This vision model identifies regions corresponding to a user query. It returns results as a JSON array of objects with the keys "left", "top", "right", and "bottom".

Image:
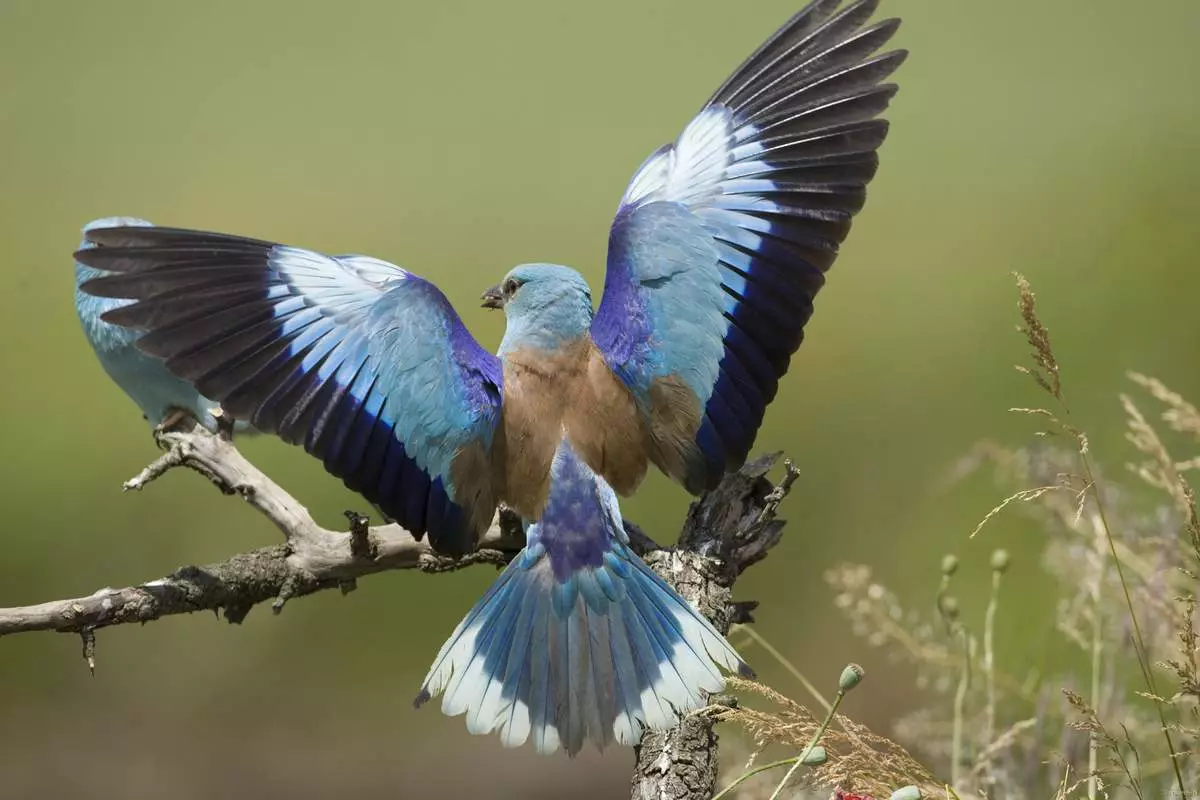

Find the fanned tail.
[{"left": 414, "top": 441, "right": 752, "bottom": 755}]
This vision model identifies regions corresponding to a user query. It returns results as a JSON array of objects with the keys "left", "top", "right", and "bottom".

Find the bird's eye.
[{"left": 503, "top": 278, "right": 520, "bottom": 296}]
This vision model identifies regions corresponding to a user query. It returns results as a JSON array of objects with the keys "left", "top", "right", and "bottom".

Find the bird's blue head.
[{"left": 484, "top": 263, "right": 594, "bottom": 355}]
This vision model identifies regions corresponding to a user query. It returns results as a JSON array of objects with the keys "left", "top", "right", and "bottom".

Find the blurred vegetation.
[
  {"left": 1, "top": 0, "right": 1198, "bottom": 797},
  {"left": 716, "top": 281, "right": 1200, "bottom": 797}
]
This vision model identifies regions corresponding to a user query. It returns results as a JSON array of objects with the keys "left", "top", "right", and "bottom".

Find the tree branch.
[
  {"left": 0, "top": 421, "right": 528, "bottom": 638},
  {"left": 632, "top": 453, "right": 796, "bottom": 800},
  {"left": 0, "top": 421, "right": 794, "bottom": 800}
]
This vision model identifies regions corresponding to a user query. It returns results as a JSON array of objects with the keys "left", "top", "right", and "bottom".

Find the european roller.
[
  {"left": 76, "top": 0, "right": 904, "bottom": 754},
  {"left": 75, "top": 216, "right": 252, "bottom": 434}
]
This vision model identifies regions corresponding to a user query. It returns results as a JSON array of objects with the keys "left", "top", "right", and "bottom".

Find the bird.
[
  {"left": 414, "top": 436, "right": 751, "bottom": 755},
  {"left": 74, "top": 216, "right": 254, "bottom": 435},
  {"left": 74, "top": 0, "right": 905, "bottom": 756},
  {"left": 77, "top": 0, "right": 905, "bottom": 560}
]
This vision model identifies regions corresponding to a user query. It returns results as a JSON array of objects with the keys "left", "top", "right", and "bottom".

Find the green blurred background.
[{"left": 2, "top": 1, "right": 1198, "bottom": 797}]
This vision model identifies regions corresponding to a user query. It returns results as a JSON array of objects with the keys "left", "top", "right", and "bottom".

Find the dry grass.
[
  {"left": 709, "top": 676, "right": 938, "bottom": 798},
  {"left": 714, "top": 275, "right": 1200, "bottom": 799}
]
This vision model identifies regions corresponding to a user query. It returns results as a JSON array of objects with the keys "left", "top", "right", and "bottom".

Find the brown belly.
[
  {"left": 497, "top": 340, "right": 590, "bottom": 518},
  {"left": 498, "top": 338, "right": 703, "bottom": 511},
  {"left": 563, "top": 344, "right": 649, "bottom": 496}
]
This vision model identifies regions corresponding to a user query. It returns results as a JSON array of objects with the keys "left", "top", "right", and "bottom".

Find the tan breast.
[
  {"left": 562, "top": 342, "right": 650, "bottom": 496},
  {"left": 496, "top": 338, "right": 591, "bottom": 518}
]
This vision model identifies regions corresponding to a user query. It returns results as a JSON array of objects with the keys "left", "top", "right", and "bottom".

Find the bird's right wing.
[
  {"left": 590, "top": 0, "right": 904, "bottom": 494},
  {"left": 78, "top": 226, "right": 503, "bottom": 556}
]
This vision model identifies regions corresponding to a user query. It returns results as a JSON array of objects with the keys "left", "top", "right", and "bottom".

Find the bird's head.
[{"left": 486, "top": 264, "right": 594, "bottom": 354}]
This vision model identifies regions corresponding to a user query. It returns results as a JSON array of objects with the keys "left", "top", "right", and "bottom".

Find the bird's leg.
[
  {"left": 155, "top": 407, "right": 193, "bottom": 435},
  {"left": 129, "top": 407, "right": 199, "bottom": 491}
]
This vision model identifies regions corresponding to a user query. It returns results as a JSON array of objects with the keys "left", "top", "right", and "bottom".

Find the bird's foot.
[{"left": 154, "top": 407, "right": 194, "bottom": 436}]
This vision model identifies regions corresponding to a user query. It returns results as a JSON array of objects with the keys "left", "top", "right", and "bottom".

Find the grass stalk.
[
  {"left": 951, "top": 629, "right": 972, "bottom": 789},
  {"left": 711, "top": 757, "right": 805, "bottom": 800},
  {"left": 1088, "top": 511, "right": 1106, "bottom": 800},
  {"left": 738, "top": 624, "right": 833, "bottom": 712},
  {"left": 766, "top": 687, "right": 847, "bottom": 800},
  {"left": 1077, "top": 442, "right": 1186, "bottom": 797},
  {"left": 1014, "top": 274, "right": 1188, "bottom": 798},
  {"left": 982, "top": 549, "right": 1007, "bottom": 785}
]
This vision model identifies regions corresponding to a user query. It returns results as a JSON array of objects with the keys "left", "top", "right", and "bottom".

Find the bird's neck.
[{"left": 498, "top": 299, "right": 593, "bottom": 358}]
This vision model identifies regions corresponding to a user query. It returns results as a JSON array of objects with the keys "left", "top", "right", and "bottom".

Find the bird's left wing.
[
  {"left": 78, "top": 226, "right": 503, "bottom": 556},
  {"left": 590, "top": 0, "right": 905, "bottom": 493}
]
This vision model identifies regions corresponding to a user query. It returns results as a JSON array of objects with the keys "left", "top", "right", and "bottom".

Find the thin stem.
[
  {"left": 711, "top": 757, "right": 800, "bottom": 800},
  {"left": 983, "top": 567, "right": 1002, "bottom": 781},
  {"left": 738, "top": 625, "right": 832, "bottom": 712},
  {"left": 1016, "top": 275, "right": 1189, "bottom": 800},
  {"left": 767, "top": 689, "right": 846, "bottom": 800},
  {"left": 1077, "top": 442, "right": 1188, "bottom": 797},
  {"left": 1088, "top": 511, "right": 1106, "bottom": 800},
  {"left": 951, "top": 629, "right": 973, "bottom": 789}
]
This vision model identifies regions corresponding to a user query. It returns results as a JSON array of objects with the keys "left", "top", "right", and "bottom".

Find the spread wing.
[
  {"left": 590, "top": 0, "right": 904, "bottom": 493},
  {"left": 77, "top": 226, "right": 503, "bottom": 556}
]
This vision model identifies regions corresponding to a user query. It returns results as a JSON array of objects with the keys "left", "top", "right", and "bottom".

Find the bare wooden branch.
[
  {"left": 0, "top": 421, "right": 526, "bottom": 637},
  {"left": 0, "top": 420, "right": 793, "bottom": 800}
]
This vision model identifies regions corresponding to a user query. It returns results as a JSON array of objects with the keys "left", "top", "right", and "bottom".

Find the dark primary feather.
[
  {"left": 592, "top": 0, "right": 905, "bottom": 492},
  {"left": 73, "top": 216, "right": 256, "bottom": 434},
  {"left": 716, "top": 0, "right": 893, "bottom": 113},
  {"left": 77, "top": 226, "right": 503, "bottom": 556},
  {"left": 707, "top": 0, "right": 846, "bottom": 103}
]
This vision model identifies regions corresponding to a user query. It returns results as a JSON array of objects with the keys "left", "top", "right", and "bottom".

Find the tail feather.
[
  {"left": 498, "top": 609, "right": 534, "bottom": 747},
  {"left": 629, "top": 554, "right": 745, "bottom": 678},
  {"left": 563, "top": 605, "right": 586, "bottom": 753},
  {"left": 626, "top": 567, "right": 722, "bottom": 703},
  {"left": 418, "top": 562, "right": 519, "bottom": 707},
  {"left": 475, "top": 589, "right": 537, "bottom": 739},
  {"left": 415, "top": 442, "right": 752, "bottom": 755},
  {"left": 584, "top": 610, "right": 615, "bottom": 750},
  {"left": 443, "top": 571, "right": 527, "bottom": 718},
  {"left": 606, "top": 609, "right": 646, "bottom": 745},
  {"left": 463, "top": 576, "right": 528, "bottom": 733},
  {"left": 528, "top": 608, "right": 557, "bottom": 753}
]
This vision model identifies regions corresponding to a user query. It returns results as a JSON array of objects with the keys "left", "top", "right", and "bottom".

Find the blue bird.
[
  {"left": 77, "top": 0, "right": 903, "bottom": 556},
  {"left": 414, "top": 437, "right": 750, "bottom": 755},
  {"left": 75, "top": 217, "right": 253, "bottom": 434},
  {"left": 476, "top": 0, "right": 907, "bottom": 504},
  {"left": 74, "top": 0, "right": 904, "bottom": 754}
]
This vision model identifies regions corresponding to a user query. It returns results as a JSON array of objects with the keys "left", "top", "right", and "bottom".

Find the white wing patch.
[
  {"left": 267, "top": 248, "right": 413, "bottom": 336},
  {"left": 620, "top": 107, "right": 754, "bottom": 210},
  {"left": 335, "top": 254, "right": 412, "bottom": 287}
]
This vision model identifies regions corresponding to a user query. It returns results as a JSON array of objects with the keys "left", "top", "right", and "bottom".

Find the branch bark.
[
  {"left": 0, "top": 421, "right": 793, "bottom": 799},
  {"left": 0, "top": 422, "right": 527, "bottom": 637},
  {"left": 632, "top": 453, "right": 795, "bottom": 800}
]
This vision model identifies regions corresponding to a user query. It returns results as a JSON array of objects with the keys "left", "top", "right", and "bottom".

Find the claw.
[{"left": 154, "top": 407, "right": 192, "bottom": 434}]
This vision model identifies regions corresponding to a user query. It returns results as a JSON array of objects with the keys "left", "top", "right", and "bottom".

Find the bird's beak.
[{"left": 481, "top": 285, "right": 504, "bottom": 309}]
